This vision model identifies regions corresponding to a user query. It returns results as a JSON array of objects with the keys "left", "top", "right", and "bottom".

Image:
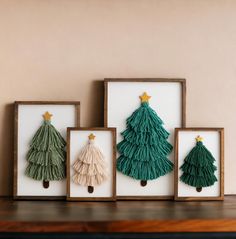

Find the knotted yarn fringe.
[
  {"left": 73, "top": 173, "right": 107, "bottom": 187},
  {"left": 25, "top": 119, "right": 66, "bottom": 182},
  {"left": 30, "top": 121, "right": 66, "bottom": 151},
  {"left": 180, "top": 140, "right": 217, "bottom": 188},
  {"left": 117, "top": 99, "right": 173, "bottom": 181},
  {"left": 117, "top": 155, "right": 173, "bottom": 180},
  {"left": 72, "top": 139, "right": 109, "bottom": 187}
]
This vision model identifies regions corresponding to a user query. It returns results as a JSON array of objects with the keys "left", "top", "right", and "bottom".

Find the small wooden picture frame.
[
  {"left": 174, "top": 128, "right": 224, "bottom": 201},
  {"left": 104, "top": 78, "right": 186, "bottom": 200},
  {"left": 14, "top": 101, "right": 80, "bottom": 200},
  {"left": 67, "top": 127, "right": 116, "bottom": 201}
]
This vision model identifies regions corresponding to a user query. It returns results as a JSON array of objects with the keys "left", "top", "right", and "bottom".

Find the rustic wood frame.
[
  {"left": 174, "top": 127, "right": 224, "bottom": 201},
  {"left": 66, "top": 127, "right": 117, "bottom": 201},
  {"left": 104, "top": 78, "right": 186, "bottom": 128},
  {"left": 14, "top": 101, "right": 80, "bottom": 200},
  {"left": 104, "top": 78, "right": 186, "bottom": 200}
]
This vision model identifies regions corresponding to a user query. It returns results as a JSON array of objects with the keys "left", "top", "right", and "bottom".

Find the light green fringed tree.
[
  {"left": 180, "top": 136, "right": 217, "bottom": 192},
  {"left": 25, "top": 111, "right": 66, "bottom": 188},
  {"left": 117, "top": 92, "right": 173, "bottom": 186}
]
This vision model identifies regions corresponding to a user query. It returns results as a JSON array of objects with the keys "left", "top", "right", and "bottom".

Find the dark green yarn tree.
[
  {"left": 25, "top": 111, "right": 66, "bottom": 189},
  {"left": 117, "top": 92, "right": 173, "bottom": 187},
  {"left": 180, "top": 136, "right": 217, "bottom": 192}
]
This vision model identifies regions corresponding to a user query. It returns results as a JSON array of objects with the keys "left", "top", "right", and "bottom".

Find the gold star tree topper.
[
  {"left": 139, "top": 92, "right": 151, "bottom": 103},
  {"left": 43, "top": 111, "right": 53, "bottom": 121},
  {"left": 88, "top": 133, "right": 96, "bottom": 140},
  {"left": 196, "top": 135, "right": 203, "bottom": 142}
]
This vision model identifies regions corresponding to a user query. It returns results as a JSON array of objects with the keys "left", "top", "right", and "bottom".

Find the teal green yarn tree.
[
  {"left": 117, "top": 92, "right": 173, "bottom": 186},
  {"left": 180, "top": 136, "right": 217, "bottom": 192},
  {"left": 25, "top": 111, "right": 66, "bottom": 189}
]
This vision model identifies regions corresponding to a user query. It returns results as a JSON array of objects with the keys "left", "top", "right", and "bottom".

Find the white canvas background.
[
  {"left": 17, "top": 104, "right": 77, "bottom": 196},
  {"left": 107, "top": 81, "right": 183, "bottom": 196},
  {"left": 177, "top": 131, "right": 221, "bottom": 197},
  {"left": 69, "top": 130, "right": 114, "bottom": 198}
]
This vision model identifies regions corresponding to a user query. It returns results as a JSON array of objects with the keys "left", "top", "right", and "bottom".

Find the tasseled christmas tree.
[
  {"left": 117, "top": 92, "right": 173, "bottom": 187},
  {"left": 25, "top": 111, "right": 66, "bottom": 188},
  {"left": 180, "top": 136, "right": 217, "bottom": 192},
  {"left": 72, "top": 133, "right": 108, "bottom": 193}
]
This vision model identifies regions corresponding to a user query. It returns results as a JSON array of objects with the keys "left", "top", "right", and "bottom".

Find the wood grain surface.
[{"left": 1, "top": 196, "right": 236, "bottom": 232}]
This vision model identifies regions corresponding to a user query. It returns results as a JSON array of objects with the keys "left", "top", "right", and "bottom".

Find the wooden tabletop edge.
[{"left": 0, "top": 219, "right": 236, "bottom": 233}]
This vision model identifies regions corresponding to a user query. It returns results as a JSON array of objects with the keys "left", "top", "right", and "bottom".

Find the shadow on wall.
[
  {"left": 88, "top": 80, "right": 104, "bottom": 127},
  {"left": 0, "top": 103, "right": 14, "bottom": 196}
]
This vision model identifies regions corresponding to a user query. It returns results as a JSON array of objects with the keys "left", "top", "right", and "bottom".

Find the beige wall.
[{"left": 0, "top": 0, "right": 235, "bottom": 195}]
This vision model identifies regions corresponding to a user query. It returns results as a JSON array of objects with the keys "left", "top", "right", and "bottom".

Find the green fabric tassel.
[
  {"left": 180, "top": 141, "right": 217, "bottom": 188},
  {"left": 117, "top": 101, "right": 173, "bottom": 181},
  {"left": 25, "top": 120, "right": 66, "bottom": 181}
]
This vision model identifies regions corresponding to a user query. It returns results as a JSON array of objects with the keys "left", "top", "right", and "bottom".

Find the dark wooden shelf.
[{"left": 0, "top": 196, "right": 236, "bottom": 233}]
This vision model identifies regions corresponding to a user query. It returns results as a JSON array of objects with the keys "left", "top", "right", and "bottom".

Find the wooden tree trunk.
[
  {"left": 140, "top": 180, "right": 147, "bottom": 187},
  {"left": 196, "top": 187, "right": 202, "bottom": 192},
  {"left": 43, "top": 180, "right": 49, "bottom": 189},
  {"left": 88, "top": 186, "right": 94, "bottom": 193}
]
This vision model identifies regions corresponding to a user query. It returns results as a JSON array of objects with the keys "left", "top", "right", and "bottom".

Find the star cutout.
[
  {"left": 196, "top": 135, "right": 203, "bottom": 142},
  {"left": 43, "top": 111, "right": 53, "bottom": 121},
  {"left": 139, "top": 92, "right": 151, "bottom": 103},
  {"left": 88, "top": 133, "right": 96, "bottom": 140}
]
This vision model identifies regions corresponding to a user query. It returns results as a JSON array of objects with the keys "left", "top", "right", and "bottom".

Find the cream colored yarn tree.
[{"left": 72, "top": 133, "right": 109, "bottom": 193}]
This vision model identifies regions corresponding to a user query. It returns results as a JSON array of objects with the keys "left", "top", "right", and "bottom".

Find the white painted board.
[
  {"left": 177, "top": 131, "right": 221, "bottom": 197},
  {"left": 17, "top": 104, "right": 78, "bottom": 197},
  {"left": 106, "top": 81, "right": 184, "bottom": 197},
  {"left": 68, "top": 130, "right": 114, "bottom": 198}
]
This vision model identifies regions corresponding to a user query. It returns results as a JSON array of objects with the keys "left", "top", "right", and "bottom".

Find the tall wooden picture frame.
[
  {"left": 104, "top": 78, "right": 186, "bottom": 200},
  {"left": 14, "top": 101, "right": 80, "bottom": 200},
  {"left": 174, "top": 128, "right": 224, "bottom": 201}
]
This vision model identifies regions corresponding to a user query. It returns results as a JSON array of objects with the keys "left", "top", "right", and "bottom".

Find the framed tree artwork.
[
  {"left": 67, "top": 127, "right": 116, "bottom": 201},
  {"left": 14, "top": 101, "right": 80, "bottom": 200},
  {"left": 104, "top": 78, "right": 186, "bottom": 200},
  {"left": 174, "top": 128, "right": 224, "bottom": 201}
]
